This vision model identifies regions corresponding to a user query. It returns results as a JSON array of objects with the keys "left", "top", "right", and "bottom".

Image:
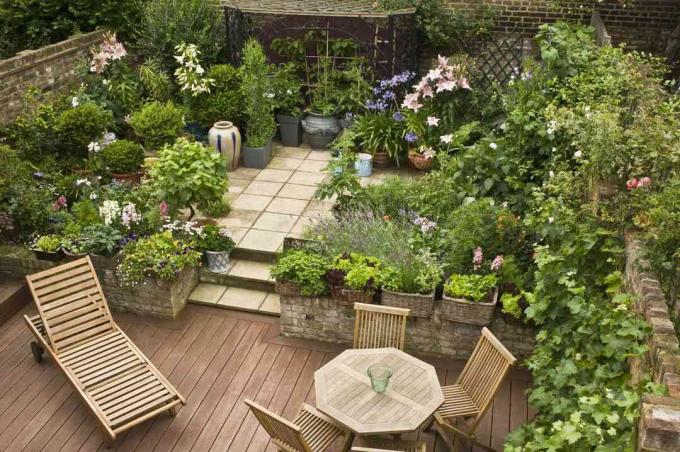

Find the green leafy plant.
[
  {"left": 149, "top": 138, "right": 227, "bottom": 219},
  {"left": 55, "top": 102, "right": 114, "bottom": 159},
  {"left": 116, "top": 231, "right": 201, "bottom": 286},
  {"left": 128, "top": 101, "right": 185, "bottom": 151},
  {"left": 328, "top": 253, "right": 385, "bottom": 292},
  {"left": 354, "top": 112, "right": 407, "bottom": 165},
  {"left": 97, "top": 140, "right": 145, "bottom": 174},
  {"left": 239, "top": 39, "right": 277, "bottom": 148},
  {"left": 194, "top": 224, "right": 235, "bottom": 253},
  {"left": 32, "top": 234, "right": 62, "bottom": 252},
  {"left": 73, "top": 224, "right": 124, "bottom": 256},
  {"left": 188, "top": 64, "right": 244, "bottom": 128},
  {"left": 381, "top": 251, "right": 443, "bottom": 294},
  {"left": 271, "top": 63, "right": 304, "bottom": 117},
  {"left": 314, "top": 153, "right": 365, "bottom": 212},
  {"left": 71, "top": 199, "right": 102, "bottom": 227},
  {"left": 270, "top": 249, "right": 329, "bottom": 296},
  {"left": 444, "top": 273, "right": 497, "bottom": 302}
]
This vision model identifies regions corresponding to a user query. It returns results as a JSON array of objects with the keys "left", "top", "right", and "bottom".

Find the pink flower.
[
  {"left": 436, "top": 79, "right": 456, "bottom": 92},
  {"left": 159, "top": 201, "right": 169, "bottom": 218},
  {"left": 491, "top": 255, "right": 504, "bottom": 271},
  {"left": 52, "top": 195, "right": 67, "bottom": 211},
  {"left": 427, "top": 68, "right": 442, "bottom": 81},
  {"left": 402, "top": 93, "right": 423, "bottom": 112},
  {"left": 639, "top": 176, "right": 652, "bottom": 187},
  {"left": 626, "top": 178, "right": 639, "bottom": 191},
  {"left": 473, "top": 247, "right": 483, "bottom": 271},
  {"left": 421, "top": 85, "right": 434, "bottom": 98},
  {"left": 459, "top": 77, "right": 471, "bottom": 90},
  {"left": 437, "top": 55, "right": 449, "bottom": 68},
  {"left": 426, "top": 116, "right": 440, "bottom": 127}
]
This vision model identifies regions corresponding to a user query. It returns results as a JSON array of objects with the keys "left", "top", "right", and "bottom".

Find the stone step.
[
  {"left": 199, "top": 258, "right": 275, "bottom": 293},
  {"left": 231, "top": 246, "right": 277, "bottom": 264},
  {"left": 188, "top": 283, "right": 280, "bottom": 316},
  {"left": 0, "top": 280, "right": 30, "bottom": 326}
]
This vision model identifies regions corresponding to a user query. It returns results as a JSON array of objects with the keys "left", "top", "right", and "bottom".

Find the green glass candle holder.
[{"left": 367, "top": 363, "right": 393, "bottom": 393}]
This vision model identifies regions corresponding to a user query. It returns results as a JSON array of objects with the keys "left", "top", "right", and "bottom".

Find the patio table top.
[{"left": 314, "top": 347, "right": 444, "bottom": 435}]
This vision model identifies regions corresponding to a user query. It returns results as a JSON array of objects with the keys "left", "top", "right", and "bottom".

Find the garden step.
[
  {"left": 0, "top": 280, "right": 30, "bottom": 326},
  {"left": 231, "top": 246, "right": 278, "bottom": 264},
  {"left": 198, "top": 258, "right": 275, "bottom": 293},
  {"left": 188, "top": 283, "right": 280, "bottom": 316}
]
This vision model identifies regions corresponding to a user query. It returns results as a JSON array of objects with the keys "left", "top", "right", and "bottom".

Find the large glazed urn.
[{"left": 208, "top": 121, "right": 241, "bottom": 171}]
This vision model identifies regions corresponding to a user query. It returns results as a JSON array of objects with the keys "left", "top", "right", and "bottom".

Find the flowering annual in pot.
[
  {"left": 270, "top": 249, "right": 329, "bottom": 297},
  {"left": 116, "top": 231, "right": 201, "bottom": 286}
]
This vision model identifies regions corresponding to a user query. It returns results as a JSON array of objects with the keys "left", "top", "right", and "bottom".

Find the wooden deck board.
[{"left": 0, "top": 304, "right": 533, "bottom": 451}]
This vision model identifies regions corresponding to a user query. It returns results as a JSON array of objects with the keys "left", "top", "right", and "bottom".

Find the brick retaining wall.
[
  {"left": 0, "top": 30, "right": 105, "bottom": 125},
  {"left": 0, "top": 251, "right": 198, "bottom": 319},
  {"left": 625, "top": 233, "right": 680, "bottom": 451},
  {"left": 279, "top": 294, "right": 534, "bottom": 360}
]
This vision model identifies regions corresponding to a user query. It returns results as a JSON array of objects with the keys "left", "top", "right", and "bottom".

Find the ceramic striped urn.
[{"left": 208, "top": 121, "right": 241, "bottom": 171}]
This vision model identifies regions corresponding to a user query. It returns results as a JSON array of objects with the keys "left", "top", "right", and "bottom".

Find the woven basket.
[
  {"left": 338, "top": 288, "right": 374, "bottom": 306},
  {"left": 441, "top": 289, "right": 498, "bottom": 326},
  {"left": 275, "top": 280, "right": 301, "bottom": 297},
  {"left": 381, "top": 290, "right": 435, "bottom": 318},
  {"left": 408, "top": 152, "right": 434, "bottom": 171}
]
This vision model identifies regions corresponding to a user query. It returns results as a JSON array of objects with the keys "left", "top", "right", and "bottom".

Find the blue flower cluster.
[{"left": 365, "top": 70, "right": 415, "bottom": 112}]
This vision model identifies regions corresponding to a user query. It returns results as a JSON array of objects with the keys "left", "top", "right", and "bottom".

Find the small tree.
[
  {"left": 149, "top": 138, "right": 227, "bottom": 219},
  {"left": 239, "top": 39, "right": 276, "bottom": 147}
]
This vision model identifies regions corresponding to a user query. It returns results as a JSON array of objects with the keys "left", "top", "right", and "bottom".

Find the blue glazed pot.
[{"left": 354, "top": 153, "right": 373, "bottom": 177}]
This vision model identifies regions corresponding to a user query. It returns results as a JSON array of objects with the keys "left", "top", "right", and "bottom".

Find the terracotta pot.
[
  {"left": 408, "top": 152, "right": 434, "bottom": 171},
  {"left": 111, "top": 172, "right": 141, "bottom": 185},
  {"left": 372, "top": 151, "right": 391, "bottom": 169},
  {"left": 208, "top": 121, "right": 242, "bottom": 171}
]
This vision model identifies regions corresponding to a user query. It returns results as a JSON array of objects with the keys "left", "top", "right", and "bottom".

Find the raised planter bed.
[{"left": 381, "top": 289, "right": 435, "bottom": 318}]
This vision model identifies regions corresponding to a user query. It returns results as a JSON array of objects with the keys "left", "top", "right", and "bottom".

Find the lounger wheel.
[{"left": 30, "top": 341, "right": 44, "bottom": 363}]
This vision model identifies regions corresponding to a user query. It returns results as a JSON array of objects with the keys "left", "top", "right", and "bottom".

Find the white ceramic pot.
[
  {"left": 208, "top": 121, "right": 241, "bottom": 172},
  {"left": 204, "top": 250, "right": 231, "bottom": 273}
]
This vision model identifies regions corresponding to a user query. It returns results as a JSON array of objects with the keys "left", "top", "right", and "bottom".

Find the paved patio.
[{"left": 0, "top": 304, "right": 534, "bottom": 451}]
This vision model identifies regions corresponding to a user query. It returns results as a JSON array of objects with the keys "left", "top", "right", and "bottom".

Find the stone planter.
[
  {"left": 354, "top": 153, "right": 373, "bottom": 177},
  {"left": 277, "top": 114, "right": 302, "bottom": 146},
  {"left": 204, "top": 250, "right": 230, "bottom": 273},
  {"left": 441, "top": 289, "right": 498, "bottom": 326},
  {"left": 243, "top": 140, "right": 273, "bottom": 169},
  {"left": 209, "top": 121, "right": 242, "bottom": 171},
  {"left": 302, "top": 113, "right": 340, "bottom": 149},
  {"left": 381, "top": 290, "right": 435, "bottom": 318}
]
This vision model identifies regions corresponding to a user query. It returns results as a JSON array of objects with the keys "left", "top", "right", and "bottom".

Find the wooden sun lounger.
[{"left": 23, "top": 256, "right": 185, "bottom": 443}]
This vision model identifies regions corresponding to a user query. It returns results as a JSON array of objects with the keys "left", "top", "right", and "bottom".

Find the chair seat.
[
  {"left": 437, "top": 384, "right": 481, "bottom": 419},
  {"left": 353, "top": 438, "right": 427, "bottom": 452},
  {"left": 294, "top": 404, "right": 347, "bottom": 452}
]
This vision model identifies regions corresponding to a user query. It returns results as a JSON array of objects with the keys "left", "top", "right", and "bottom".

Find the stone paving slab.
[
  {"left": 228, "top": 259, "right": 274, "bottom": 281},
  {"left": 217, "top": 286, "right": 268, "bottom": 311},
  {"left": 265, "top": 197, "right": 309, "bottom": 215},
  {"left": 239, "top": 229, "right": 287, "bottom": 252},
  {"left": 252, "top": 212, "right": 298, "bottom": 233},
  {"left": 188, "top": 283, "right": 228, "bottom": 304}
]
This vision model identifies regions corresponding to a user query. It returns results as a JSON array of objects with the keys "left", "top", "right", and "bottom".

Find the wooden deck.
[{"left": 0, "top": 304, "right": 534, "bottom": 451}]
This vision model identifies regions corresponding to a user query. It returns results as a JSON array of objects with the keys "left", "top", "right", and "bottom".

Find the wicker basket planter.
[
  {"left": 407, "top": 152, "right": 434, "bottom": 171},
  {"left": 441, "top": 289, "right": 498, "bottom": 326},
  {"left": 381, "top": 290, "right": 435, "bottom": 318},
  {"left": 276, "top": 280, "right": 301, "bottom": 297},
  {"left": 335, "top": 287, "right": 374, "bottom": 306}
]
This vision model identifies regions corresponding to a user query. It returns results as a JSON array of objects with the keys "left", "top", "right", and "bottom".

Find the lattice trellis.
[{"left": 473, "top": 30, "right": 531, "bottom": 86}]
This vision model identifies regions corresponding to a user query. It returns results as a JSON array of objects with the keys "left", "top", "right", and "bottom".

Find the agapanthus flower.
[
  {"left": 405, "top": 132, "right": 418, "bottom": 143},
  {"left": 393, "top": 112, "right": 404, "bottom": 122},
  {"left": 473, "top": 247, "right": 483, "bottom": 271}
]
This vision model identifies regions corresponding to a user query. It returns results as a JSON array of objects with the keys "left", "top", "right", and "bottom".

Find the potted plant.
[
  {"left": 75, "top": 224, "right": 125, "bottom": 257},
  {"left": 97, "top": 139, "right": 145, "bottom": 184},
  {"left": 442, "top": 273, "right": 499, "bottom": 326},
  {"left": 325, "top": 253, "right": 383, "bottom": 305},
  {"left": 354, "top": 112, "right": 407, "bottom": 168},
  {"left": 408, "top": 145, "right": 437, "bottom": 171},
  {"left": 302, "top": 59, "right": 341, "bottom": 149},
  {"left": 272, "top": 63, "right": 304, "bottom": 146},
  {"left": 381, "top": 252, "right": 443, "bottom": 318},
  {"left": 31, "top": 234, "right": 63, "bottom": 261},
  {"left": 270, "top": 249, "right": 329, "bottom": 297},
  {"left": 239, "top": 39, "right": 277, "bottom": 168},
  {"left": 195, "top": 224, "right": 236, "bottom": 273},
  {"left": 128, "top": 101, "right": 186, "bottom": 152}
]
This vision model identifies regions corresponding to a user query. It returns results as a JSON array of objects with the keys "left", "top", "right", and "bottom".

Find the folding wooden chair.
[
  {"left": 23, "top": 256, "right": 185, "bottom": 443},
  {"left": 352, "top": 438, "right": 427, "bottom": 451},
  {"left": 430, "top": 327, "right": 517, "bottom": 452},
  {"left": 353, "top": 303, "right": 410, "bottom": 350},
  {"left": 245, "top": 399, "right": 354, "bottom": 451}
]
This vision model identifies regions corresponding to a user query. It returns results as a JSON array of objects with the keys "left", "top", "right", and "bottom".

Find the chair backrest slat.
[
  {"left": 353, "top": 303, "right": 410, "bottom": 350},
  {"left": 457, "top": 327, "right": 516, "bottom": 425},
  {"left": 245, "top": 399, "right": 311, "bottom": 452},
  {"left": 26, "top": 256, "right": 115, "bottom": 355}
]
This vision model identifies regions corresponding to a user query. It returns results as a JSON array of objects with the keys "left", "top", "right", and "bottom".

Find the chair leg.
[
  {"left": 30, "top": 341, "right": 44, "bottom": 363},
  {"left": 168, "top": 405, "right": 178, "bottom": 416},
  {"left": 340, "top": 431, "right": 355, "bottom": 452}
]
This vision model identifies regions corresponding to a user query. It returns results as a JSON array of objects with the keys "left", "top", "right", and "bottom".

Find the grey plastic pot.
[
  {"left": 277, "top": 114, "right": 302, "bottom": 146},
  {"left": 243, "top": 140, "right": 273, "bottom": 169}
]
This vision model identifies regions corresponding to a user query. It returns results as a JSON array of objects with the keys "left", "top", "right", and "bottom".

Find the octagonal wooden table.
[{"left": 314, "top": 347, "right": 444, "bottom": 436}]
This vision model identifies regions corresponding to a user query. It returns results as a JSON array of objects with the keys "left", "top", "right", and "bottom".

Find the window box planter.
[
  {"left": 31, "top": 248, "right": 63, "bottom": 262},
  {"left": 441, "top": 289, "right": 498, "bottom": 326},
  {"left": 275, "top": 279, "right": 301, "bottom": 297},
  {"left": 381, "top": 289, "right": 435, "bottom": 318}
]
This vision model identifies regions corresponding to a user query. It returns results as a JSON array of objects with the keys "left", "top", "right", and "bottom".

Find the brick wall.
[
  {"left": 624, "top": 233, "right": 680, "bottom": 451},
  {"left": 444, "top": 0, "right": 680, "bottom": 53},
  {"left": 0, "top": 30, "right": 105, "bottom": 125},
  {"left": 279, "top": 294, "right": 535, "bottom": 360}
]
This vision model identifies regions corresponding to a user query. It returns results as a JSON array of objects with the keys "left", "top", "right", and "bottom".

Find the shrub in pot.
[
  {"left": 55, "top": 102, "right": 114, "bottom": 159},
  {"left": 442, "top": 273, "right": 498, "bottom": 326},
  {"left": 272, "top": 63, "right": 304, "bottom": 146},
  {"left": 128, "top": 101, "right": 186, "bottom": 151},
  {"left": 270, "top": 249, "right": 329, "bottom": 297},
  {"left": 381, "top": 251, "right": 443, "bottom": 318},
  {"left": 354, "top": 112, "right": 407, "bottom": 168},
  {"left": 239, "top": 39, "right": 276, "bottom": 168},
  {"left": 97, "top": 139, "right": 145, "bottom": 184},
  {"left": 149, "top": 138, "right": 227, "bottom": 220},
  {"left": 31, "top": 234, "right": 63, "bottom": 261},
  {"left": 195, "top": 224, "right": 236, "bottom": 273}
]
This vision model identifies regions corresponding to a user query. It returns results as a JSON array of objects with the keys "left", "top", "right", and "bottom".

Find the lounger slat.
[{"left": 24, "top": 257, "right": 184, "bottom": 441}]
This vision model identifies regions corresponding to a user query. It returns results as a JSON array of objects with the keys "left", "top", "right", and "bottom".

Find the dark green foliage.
[
  {"left": 97, "top": 140, "right": 145, "bottom": 174},
  {"left": 128, "top": 102, "right": 186, "bottom": 151},
  {"left": 270, "top": 249, "right": 330, "bottom": 297},
  {"left": 55, "top": 102, "right": 114, "bottom": 159},
  {"left": 189, "top": 64, "right": 244, "bottom": 129}
]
